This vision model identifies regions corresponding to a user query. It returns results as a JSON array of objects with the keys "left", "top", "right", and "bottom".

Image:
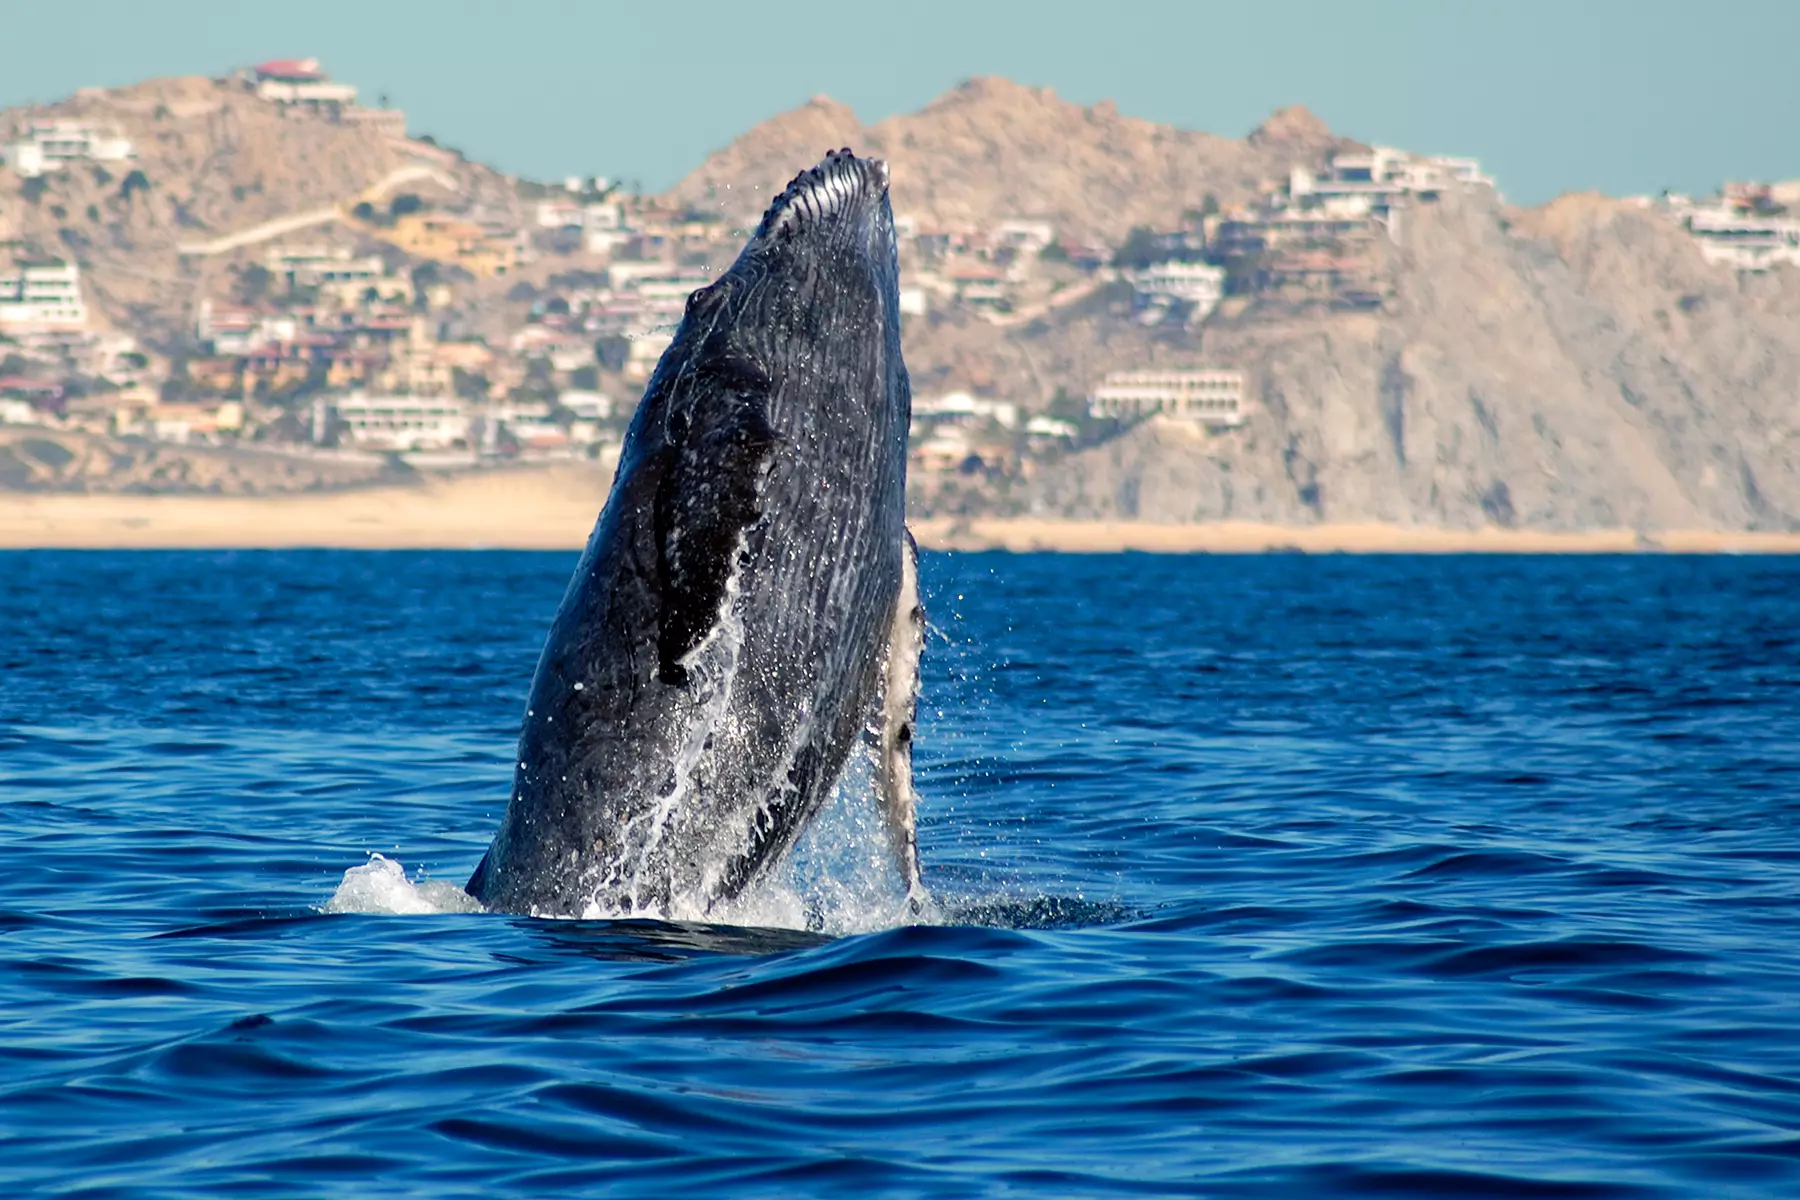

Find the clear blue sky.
[{"left": 1, "top": 0, "right": 1793, "bottom": 205}]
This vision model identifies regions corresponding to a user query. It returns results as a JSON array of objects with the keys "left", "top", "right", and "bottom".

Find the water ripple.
[{"left": 3, "top": 551, "right": 1800, "bottom": 1197}]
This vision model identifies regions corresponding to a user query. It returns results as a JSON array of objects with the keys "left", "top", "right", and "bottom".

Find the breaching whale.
[{"left": 468, "top": 149, "right": 923, "bottom": 919}]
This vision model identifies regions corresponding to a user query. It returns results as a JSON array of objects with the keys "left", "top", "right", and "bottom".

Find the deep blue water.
[{"left": 4, "top": 550, "right": 1800, "bottom": 1197}]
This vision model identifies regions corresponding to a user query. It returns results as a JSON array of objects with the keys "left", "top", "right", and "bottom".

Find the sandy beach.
[{"left": 3, "top": 468, "right": 1799, "bottom": 553}]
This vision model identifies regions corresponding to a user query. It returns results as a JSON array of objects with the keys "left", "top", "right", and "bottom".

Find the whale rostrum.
[{"left": 467, "top": 149, "right": 922, "bottom": 919}]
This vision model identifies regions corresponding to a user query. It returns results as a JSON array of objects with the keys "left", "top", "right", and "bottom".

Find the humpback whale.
[{"left": 468, "top": 150, "right": 922, "bottom": 919}]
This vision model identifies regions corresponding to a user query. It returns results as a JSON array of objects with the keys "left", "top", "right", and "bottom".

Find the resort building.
[
  {"left": 318, "top": 392, "right": 471, "bottom": 451},
  {"left": 1089, "top": 369, "right": 1246, "bottom": 428},
  {"left": 0, "top": 259, "right": 89, "bottom": 331},
  {"left": 1287, "top": 146, "right": 1493, "bottom": 219},
  {"left": 1, "top": 120, "right": 135, "bottom": 178}
]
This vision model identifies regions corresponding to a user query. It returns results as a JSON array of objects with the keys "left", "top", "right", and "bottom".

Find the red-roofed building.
[
  {"left": 252, "top": 58, "right": 356, "bottom": 107},
  {"left": 0, "top": 375, "right": 63, "bottom": 401},
  {"left": 255, "top": 58, "right": 325, "bottom": 81}
]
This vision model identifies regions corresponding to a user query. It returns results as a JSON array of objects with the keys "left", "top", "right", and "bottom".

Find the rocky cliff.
[
  {"left": 674, "top": 82, "right": 1799, "bottom": 532},
  {"left": 1016, "top": 189, "right": 1800, "bottom": 531}
]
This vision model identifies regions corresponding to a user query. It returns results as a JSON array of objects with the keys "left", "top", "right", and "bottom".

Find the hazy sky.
[{"left": 2, "top": 0, "right": 1794, "bottom": 205}]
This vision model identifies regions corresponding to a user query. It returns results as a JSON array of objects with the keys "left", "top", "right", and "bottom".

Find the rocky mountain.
[
  {"left": 1013, "top": 189, "right": 1800, "bottom": 531},
  {"left": 670, "top": 78, "right": 1342, "bottom": 240},
  {"left": 671, "top": 81, "right": 1799, "bottom": 532}
]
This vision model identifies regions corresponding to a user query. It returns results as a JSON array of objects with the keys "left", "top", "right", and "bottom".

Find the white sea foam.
[
  {"left": 325, "top": 730, "right": 934, "bottom": 932},
  {"left": 323, "top": 853, "right": 485, "bottom": 916}
]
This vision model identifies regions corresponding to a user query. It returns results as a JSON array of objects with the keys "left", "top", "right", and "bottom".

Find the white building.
[
  {"left": 912, "top": 391, "right": 1020, "bottom": 429},
  {"left": 195, "top": 300, "right": 296, "bottom": 354},
  {"left": 994, "top": 219, "right": 1057, "bottom": 255},
  {"left": 536, "top": 200, "right": 584, "bottom": 229},
  {"left": 1126, "top": 261, "right": 1226, "bottom": 315},
  {"left": 1289, "top": 146, "right": 1492, "bottom": 216},
  {"left": 266, "top": 244, "right": 384, "bottom": 287},
  {"left": 2, "top": 121, "right": 135, "bottom": 178},
  {"left": 1258, "top": 146, "right": 1496, "bottom": 244},
  {"left": 253, "top": 59, "right": 358, "bottom": 108},
  {"left": 0, "top": 259, "right": 88, "bottom": 331},
  {"left": 1089, "top": 369, "right": 1246, "bottom": 427},
  {"left": 537, "top": 198, "right": 624, "bottom": 231},
  {"left": 557, "top": 390, "right": 614, "bottom": 421},
  {"left": 0, "top": 397, "right": 40, "bottom": 425},
  {"left": 1685, "top": 204, "right": 1800, "bottom": 272},
  {"left": 323, "top": 393, "right": 471, "bottom": 451}
]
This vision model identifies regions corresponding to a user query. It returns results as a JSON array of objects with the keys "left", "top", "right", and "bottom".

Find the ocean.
[{"left": 4, "top": 549, "right": 1799, "bottom": 1197}]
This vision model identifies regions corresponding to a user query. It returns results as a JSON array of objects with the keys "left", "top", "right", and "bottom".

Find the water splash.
[
  {"left": 324, "top": 854, "right": 484, "bottom": 915},
  {"left": 716, "top": 743, "right": 930, "bottom": 935}
]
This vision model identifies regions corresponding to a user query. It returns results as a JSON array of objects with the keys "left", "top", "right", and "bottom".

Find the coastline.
[{"left": 3, "top": 471, "right": 1800, "bottom": 553}]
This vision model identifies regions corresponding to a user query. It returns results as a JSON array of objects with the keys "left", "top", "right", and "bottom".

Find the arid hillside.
[
  {"left": 5, "top": 72, "right": 1796, "bottom": 533},
  {"left": 669, "top": 78, "right": 1343, "bottom": 240},
  {"left": 0, "top": 74, "right": 515, "bottom": 343}
]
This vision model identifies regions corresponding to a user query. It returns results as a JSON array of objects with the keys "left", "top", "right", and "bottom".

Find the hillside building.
[
  {"left": 0, "top": 259, "right": 88, "bottom": 331},
  {"left": 1089, "top": 369, "right": 1246, "bottom": 428},
  {"left": 994, "top": 219, "right": 1057, "bottom": 256},
  {"left": 1685, "top": 208, "right": 1800, "bottom": 271},
  {"left": 1680, "top": 185, "right": 1800, "bottom": 272},
  {"left": 317, "top": 392, "right": 470, "bottom": 451},
  {"left": 913, "top": 391, "right": 1021, "bottom": 430},
  {"left": 265, "top": 244, "right": 385, "bottom": 288},
  {"left": 1, "top": 120, "right": 135, "bottom": 178},
  {"left": 1288, "top": 147, "right": 1490, "bottom": 219},
  {"left": 253, "top": 59, "right": 358, "bottom": 109},
  {"left": 1125, "top": 260, "right": 1226, "bottom": 317},
  {"left": 385, "top": 214, "right": 517, "bottom": 277}
]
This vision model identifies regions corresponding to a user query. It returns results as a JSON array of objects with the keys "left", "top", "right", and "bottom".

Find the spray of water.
[
  {"left": 323, "top": 561, "right": 1116, "bottom": 932},
  {"left": 324, "top": 736, "right": 934, "bottom": 932}
]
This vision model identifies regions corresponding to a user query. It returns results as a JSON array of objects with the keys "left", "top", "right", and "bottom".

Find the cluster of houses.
[
  {"left": 2, "top": 66, "right": 1521, "bottom": 474},
  {"left": 0, "top": 238, "right": 605, "bottom": 455},
  {"left": 0, "top": 256, "right": 162, "bottom": 431},
  {"left": 1121, "top": 145, "right": 1495, "bottom": 321}
]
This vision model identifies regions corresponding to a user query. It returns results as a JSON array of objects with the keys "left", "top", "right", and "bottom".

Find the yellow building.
[{"left": 384, "top": 214, "right": 517, "bottom": 278}]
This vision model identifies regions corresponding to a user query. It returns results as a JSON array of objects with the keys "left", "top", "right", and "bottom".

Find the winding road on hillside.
[{"left": 175, "top": 163, "right": 460, "bottom": 257}]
